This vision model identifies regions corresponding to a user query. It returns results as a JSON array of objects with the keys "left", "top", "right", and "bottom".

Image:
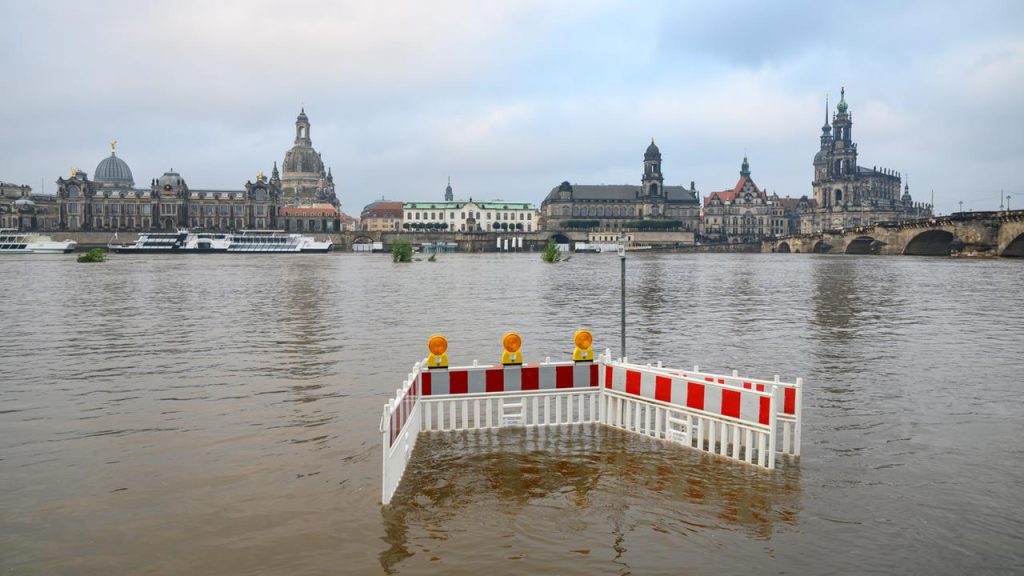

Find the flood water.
[{"left": 1, "top": 252, "right": 1022, "bottom": 574}]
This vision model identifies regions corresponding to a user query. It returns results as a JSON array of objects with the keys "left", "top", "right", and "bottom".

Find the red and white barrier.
[{"left": 380, "top": 352, "right": 803, "bottom": 505}]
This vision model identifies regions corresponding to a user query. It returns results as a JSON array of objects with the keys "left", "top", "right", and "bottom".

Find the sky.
[{"left": 1, "top": 0, "right": 1022, "bottom": 215}]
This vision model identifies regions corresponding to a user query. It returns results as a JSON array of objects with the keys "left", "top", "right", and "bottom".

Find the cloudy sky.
[{"left": 2, "top": 0, "right": 1022, "bottom": 214}]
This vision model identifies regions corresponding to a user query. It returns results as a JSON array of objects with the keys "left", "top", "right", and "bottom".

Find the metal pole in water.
[{"left": 619, "top": 234, "right": 626, "bottom": 358}]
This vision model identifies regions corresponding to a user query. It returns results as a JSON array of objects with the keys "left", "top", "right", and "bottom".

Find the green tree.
[
  {"left": 392, "top": 239, "right": 413, "bottom": 262},
  {"left": 541, "top": 240, "right": 561, "bottom": 263}
]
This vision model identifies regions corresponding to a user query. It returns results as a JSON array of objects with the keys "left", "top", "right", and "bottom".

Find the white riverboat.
[
  {"left": 109, "top": 229, "right": 331, "bottom": 253},
  {"left": 226, "top": 230, "right": 333, "bottom": 253},
  {"left": 0, "top": 229, "right": 77, "bottom": 254}
]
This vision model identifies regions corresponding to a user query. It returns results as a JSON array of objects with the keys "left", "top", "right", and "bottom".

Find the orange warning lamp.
[
  {"left": 573, "top": 328, "right": 594, "bottom": 362},
  {"left": 501, "top": 331, "right": 523, "bottom": 365},
  {"left": 427, "top": 334, "right": 448, "bottom": 369}
]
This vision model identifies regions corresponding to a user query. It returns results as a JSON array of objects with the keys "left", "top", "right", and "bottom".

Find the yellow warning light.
[
  {"left": 427, "top": 334, "right": 448, "bottom": 369},
  {"left": 573, "top": 328, "right": 594, "bottom": 362},
  {"left": 501, "top": 331, "right": 523, "bottom": 365}
]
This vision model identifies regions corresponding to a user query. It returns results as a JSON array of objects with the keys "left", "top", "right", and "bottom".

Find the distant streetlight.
[
  {"left": 1009, "top": 195, "right": 1013, "bottom": 211},
  {"left": 958, "top": 200, "right": 963, "bottom": 214},
  {"left": 618, "top": 233, "right": 627, "bottom": 359}
]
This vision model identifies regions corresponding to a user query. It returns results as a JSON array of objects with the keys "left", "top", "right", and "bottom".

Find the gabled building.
[
  {"left": 402, "top": 180, "right": 538, "bottom": 232},
  {"left": 702, "top": 156, "right": 787, "bottom": 243}
]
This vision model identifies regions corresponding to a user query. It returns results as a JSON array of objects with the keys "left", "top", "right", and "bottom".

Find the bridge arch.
[
  {"left": 904, "top": 229, "right": 954, "bottom": 256},
  {"left": 549, "top": 233, "right": 571, "bottom": 245},
  {"left": 812, "top": 240, "right": 831, "bottom": 254},
  {"left": 845, "top": 236, "right": 880, "bottom": 255},
  {"left": 776, "top": 241, "right": 791, "bottom": 253},
  {"left": 352, "top": 235, "right": 374, "bottom": 245},
  {"left": 1003, "top": 233, "right": 1024, "bottom": 257}
]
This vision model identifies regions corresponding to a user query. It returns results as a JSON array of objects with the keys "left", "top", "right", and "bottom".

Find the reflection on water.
[
  {"left": 380, "top": 426, "right": 801, "bottom": 574},
  {"left": 1, "top": 253, "right": 1022, "bottom": 575}
]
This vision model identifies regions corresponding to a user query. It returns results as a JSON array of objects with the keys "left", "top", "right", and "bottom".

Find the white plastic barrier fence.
[
  {"left": 380, "top": 353, "right": 803, "bottom": 505},
  {"left": 380, "top": 363, "right": 424, "bottom": 505},
  {"left": 602, "top": 359, "right": 776, "bottom": 468},
  {"left": 612, "top": 360, "right": 803, "bottom": 457}
]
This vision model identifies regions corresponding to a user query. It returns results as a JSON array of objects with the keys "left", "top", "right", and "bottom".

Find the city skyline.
[{"left": 2, "top": 1, "right": 1022, "bottom": 215}]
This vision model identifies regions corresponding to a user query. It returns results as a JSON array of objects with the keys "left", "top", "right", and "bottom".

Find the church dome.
[
  {"left": 95, "top": 152, "right": 134, "bottom": 185},
  {"left": 644, "top": 139, "right": 661, "bottom": 160},
  {"left": 283, "top": 146, "right": 324, "bottom": 175}
]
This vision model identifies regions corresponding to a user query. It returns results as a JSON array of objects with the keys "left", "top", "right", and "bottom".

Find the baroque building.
[
  {"left": 802, "top": 88, "right": 932, "bottom": 233},
  {"left": 541, "top": 140, "right": 700, "bottom": 232},
  {"left": 54, "top": 143, "right": 281, "bottom": 232},
  {"left": 702, "top": 157, "right": 788, "bottom": 243},
  {"left": 360, "top": 200, "right": 404, "bottom": 232},
  {"left": 279, "top": 108, "right": 337, "bottom": 207},
  {"left": 403, "top": 180, "right": 538, "bottom": 232}
]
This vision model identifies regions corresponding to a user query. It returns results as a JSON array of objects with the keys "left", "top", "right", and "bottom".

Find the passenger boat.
[
  {"left": 226, "top": 230, "right": 333, "bottom": 253},
  {"left": 0, "top": 229, "right": 77, "bottom": 254},
  {"left": 109, "top": 229, "right": 332, "bottom": 253}
]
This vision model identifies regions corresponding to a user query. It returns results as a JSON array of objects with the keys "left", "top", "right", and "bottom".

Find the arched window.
[{"left": 650, "top": 183, "right": 659, "bottom": 195}]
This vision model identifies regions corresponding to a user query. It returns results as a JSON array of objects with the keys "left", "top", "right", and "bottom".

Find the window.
[
  {"left": 461, "top": 212, "right": 465, "bottom": 219},
  {"left": 450, "top": 212, "right": 455, "bottom": 219}
]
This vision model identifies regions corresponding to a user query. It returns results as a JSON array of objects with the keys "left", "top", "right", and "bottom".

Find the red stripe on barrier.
[
  {"left": 705, "top": 377, "right": 714, "bottom": 383},
  {"left": 718, "top": 378, "right": 725, "bottom": 385},
  {"left": 450, "top": 370, "right": 468, "bottom": 394},
  {"left": 605, "top": 365, "right": 612, "bottom": 389},
  {"left": 486, "top": 369, "right": 504, "bottom": 393},
  {"left": 590, "top": 363, "right": 598, "bottom": 386},
  {"left": 522, "top": 367, "right": 539, "bottom": 391},
  {"left": 421, "top": 372, "right": 432, "bottom": 396},
  {"left": 655, "top": 375, "right": 672, "bottom": 403},
  {"left": 626, "top": 370, "right": 641, "bottom": 395},
  {"left": 721, "top": 389, "right": 741, "bottom": 418},
  {"left": 784, "top": 387, "right": 795, "bottom": 414},
  {"left": 687, "top": 382, "right": 705, "bottom": 410},
  {"left": 756, "top": 384, "right": 765, "bottom": 392},
  {"left": 556, "top": 365, "right": 574, "bottom": 389},
  {"left": 759, "top": 396, "right": 771, "bottom": 425},
  {"left": 743, "top": 382, "right": 752, "bottom": 389}
]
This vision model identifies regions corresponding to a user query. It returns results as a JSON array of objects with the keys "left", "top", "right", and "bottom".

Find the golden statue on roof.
[{"left": 110, "top": 140, "right": 117, "bottom": 153}]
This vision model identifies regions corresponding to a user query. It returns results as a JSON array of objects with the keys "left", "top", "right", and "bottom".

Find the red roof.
[
  {"left": 704, "top": 175, "right": 766, "bottom": 206},
  {"left": 360, "top": 200, "right": 404, "bottom": 219}
]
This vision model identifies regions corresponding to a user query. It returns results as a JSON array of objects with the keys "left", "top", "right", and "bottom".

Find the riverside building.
[
  {"left": 540, "top": 140, "right": 700, "bottom": 233},
  {"left": 54, "top": 143, "right": 282, "bottom": 232},
  {"left": 702, "top": 157, "right": 788, "bottom": 243},
  {"left": 802, "top": 88, "right": 932, "bottom": 233},
  {"left": 402, "top": 180, "right": 538, "bottom": 232}
]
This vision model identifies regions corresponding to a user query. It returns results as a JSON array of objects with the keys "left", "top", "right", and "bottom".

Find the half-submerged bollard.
[{"left": 379, "top": 330, "right": 804, "bottom": 505}]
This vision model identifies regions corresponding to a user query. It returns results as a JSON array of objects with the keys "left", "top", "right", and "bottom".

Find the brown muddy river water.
[{"left": 1, "top": 252, "right": 1022, "bottom": 574}]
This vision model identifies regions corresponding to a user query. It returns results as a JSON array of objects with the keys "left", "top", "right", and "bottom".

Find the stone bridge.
[{"left": 764, "top": 211, "right": 1024, "bottom": 257}]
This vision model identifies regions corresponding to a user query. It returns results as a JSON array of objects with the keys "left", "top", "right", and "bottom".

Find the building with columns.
[
  {"left": 402, "top": 180, "right": 538, "bottom": 232},
  {"left": 54, "top": 143, "right": 281, "bottom": 232},
  {"left": 541, "top": 140, "right": 700, "bottom": 233},
  {"left": 802, "top": 88, "right": 932, "bottom": 233}
]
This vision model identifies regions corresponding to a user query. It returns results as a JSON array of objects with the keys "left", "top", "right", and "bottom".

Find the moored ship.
[
  {"left": 109, "top": 229, "right": 331, "bottom": 253},
  {"left": 0, "top": 229, "right": 77, "bottom": 254}
]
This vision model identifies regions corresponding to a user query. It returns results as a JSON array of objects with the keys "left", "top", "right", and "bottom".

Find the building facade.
[
  {"left": 702, "top": 157, "right": 788, "bottom": 242},
  {"left": 360, "top": 200, "right": 404, "bottom": 232},
  {"left": 803, "top": 89, "right": 932, "bottom": 233},
  {"left": 279, "top": 108, "right": 338, "bottom": 208},
  {"left": 541, "top": 140, "right": 700, "bottom": 233},
  {"left": 279, "top": 204, "right": 340, "bottom": 233},
  {"left": 54, "top": 144, "right": 281, "bottom": 232},
  {"left": 402, "top": 181, "right": 538, "bottom": 232}
]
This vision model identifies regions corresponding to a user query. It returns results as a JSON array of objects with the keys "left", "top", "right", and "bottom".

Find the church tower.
[
  {"left": 830, "top": 88, "right": 858, "bottom": 183},
  {"left": 295, "top": 107, "right": 311, "bottom": 146},
  {"left": 642, "top": 139, "right": 664, "bottom": 197},
  {"left": 444, "top": 177, "right": 453, "bottom": 201}
]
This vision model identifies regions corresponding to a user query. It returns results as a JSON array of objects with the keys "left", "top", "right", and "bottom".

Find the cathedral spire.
[{"left": 740, "top": 155, "right": 751, "bottom": 178}]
